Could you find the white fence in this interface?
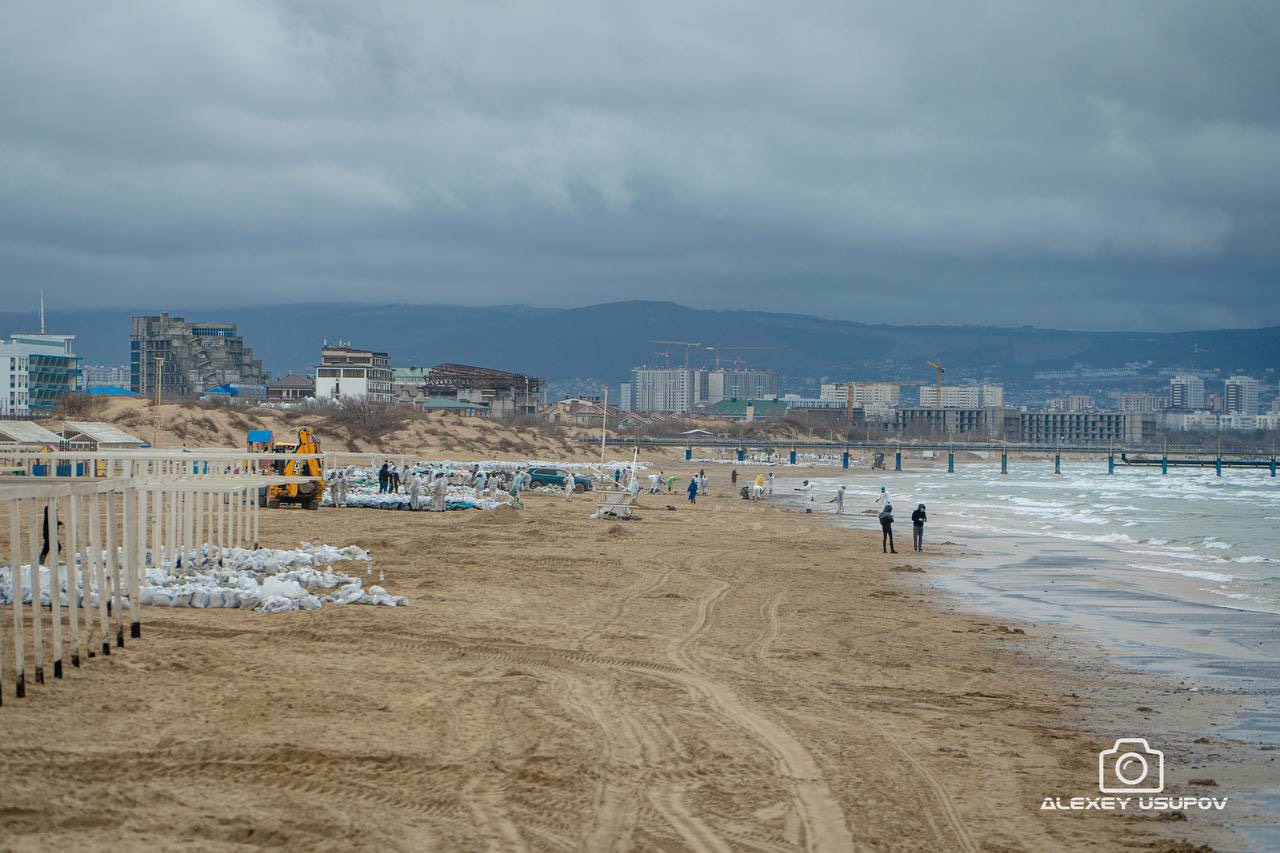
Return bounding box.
[0,450,319,706]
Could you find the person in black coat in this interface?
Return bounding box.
[911,504,927,552]
[878,504,896,554]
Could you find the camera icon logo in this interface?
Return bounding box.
[1098,738,1164,794]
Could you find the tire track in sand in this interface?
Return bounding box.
[668,581,856,853]
[575,564,675,650]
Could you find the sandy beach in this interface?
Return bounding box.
[0,461,1233,852]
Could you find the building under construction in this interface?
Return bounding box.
[422,363,543,418]
[130,314,267,398]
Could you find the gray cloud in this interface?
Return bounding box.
[1,0,1277,329]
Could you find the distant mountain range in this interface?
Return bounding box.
[2,301,1277,386]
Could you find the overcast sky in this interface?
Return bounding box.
[2,1,1277,330]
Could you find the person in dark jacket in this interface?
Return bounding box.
[39,505,64,564]
[911,504,927,551]
[878,504,896,554]
[687,476,698,504]
[731,469,738,485]
[378,463,390,493]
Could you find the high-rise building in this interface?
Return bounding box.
[705,368,780,405]
[1114,393,1165,413]
[619,382,633,412]
[82,364,131,388]
[632,367,705,413]
[1169,374,1206,410]
[131,314,267,397]
[313,345,394,403]
[1224,375,1261,415]
[0,333,81,416]
[820,382,901,410]
[918,384,1003,409]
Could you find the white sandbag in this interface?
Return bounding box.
[298,594,322,611]
[258,595,299,614]
[260,577,305,600]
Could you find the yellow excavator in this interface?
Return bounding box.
[262,427,326,510]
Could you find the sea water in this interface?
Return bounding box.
[807,462,1280,613]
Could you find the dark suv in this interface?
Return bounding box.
[527,466,593,493]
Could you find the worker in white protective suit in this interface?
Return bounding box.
[474,469,487,492]
[409,474,421,510]
[333,471,347,508]
[563,470,575,501]
[431,473,448,511]
[831,484,845,514]
[766,473,774,495]
[628,473,641,499]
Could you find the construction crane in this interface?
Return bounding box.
[653,349,672,367]
[650,340,702,369]
[927,360,945,410]
[703,345,775,370]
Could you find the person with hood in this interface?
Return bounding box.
[377,462,390,494]
[830,484,846,514]
[409,474,422,510]
[648,472,661,494]
[665,473,679,494]
[431,472,448,511]
[687,475,699,503]
[333,470,347,508]
[911,504,927,551]
[766,472,774,495]
[563,470,575,501]
[698,470,709,497]
[474,468,487,492]
[389,462,401,494]
[731,469,738,485]
[628,473,641,500]
[879,504,897,554]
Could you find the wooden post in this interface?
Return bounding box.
[81,493,98,658]
[26,498,44,684]
[9,500,24,698]
[151,486,162,569]
[166,486,177,569]
[216,486,226,565]
[107,491,124,648]
[89,494,109,656]
[66,494,81,668]
[48,497,63,679]
[132,488,144,639]
[184,490,194,568]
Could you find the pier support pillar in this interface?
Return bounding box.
[684,447,692,461]
[1054,454,1061,475]
[895,451,902,471]
[1216,457,1222,477]
[789,449,797,465]
[737,448,745,462]
[1108,454,1115,475]
[841,451,849,469]
[947,451,955,473]
[1272,458,1277,478]
[1161,455,1168,475]
[1001,452,1008,474]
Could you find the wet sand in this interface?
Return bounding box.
[0,469,1228,851]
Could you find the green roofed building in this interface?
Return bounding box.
[707,398,788,422]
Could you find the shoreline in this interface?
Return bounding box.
[772,468,1278,850]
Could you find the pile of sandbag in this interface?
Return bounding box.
[0,543,408,614]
